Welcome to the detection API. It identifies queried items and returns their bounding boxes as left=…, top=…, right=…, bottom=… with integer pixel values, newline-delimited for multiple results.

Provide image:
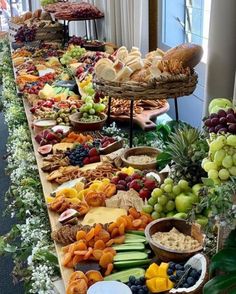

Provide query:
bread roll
left=126, top=58, right=144, bottom=72
left=101, top=67, right=116, bottom=81
left=33, top=9, right=42, bottom=18
left=115, top=66, right=133, bottom=82
left=23, top=11, right=32, bottom=21
left=162, top=43, right=203, bottom=68
left=116, top=46, right=128, bottom=62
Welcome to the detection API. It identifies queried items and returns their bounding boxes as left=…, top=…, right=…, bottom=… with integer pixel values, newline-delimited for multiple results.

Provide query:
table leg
left=174, top=98, right=179, bottom=121
left=107, top=96, right=112, bottom=125
left=94, top=19, right=98, bottom=39
left=129, top=99, right=134, bottom=148
left=85, top=20, right=88, bottom=39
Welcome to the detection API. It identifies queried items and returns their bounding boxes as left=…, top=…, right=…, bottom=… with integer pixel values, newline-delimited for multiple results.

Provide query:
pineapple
left=166, top=125, right=208, bottom=185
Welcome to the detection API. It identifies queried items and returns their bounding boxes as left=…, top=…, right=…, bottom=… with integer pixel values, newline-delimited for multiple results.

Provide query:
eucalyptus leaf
left=210, top=248, right=236, bottom=274
left=4, top=244, right=17, bottom=253
left=203, top=272, right=236, bottom=294
left=35, top=249, right=58, bottom=266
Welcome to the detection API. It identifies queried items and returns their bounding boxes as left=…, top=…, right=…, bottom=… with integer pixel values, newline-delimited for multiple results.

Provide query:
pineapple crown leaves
left=165, top=125, right=208, bottom=164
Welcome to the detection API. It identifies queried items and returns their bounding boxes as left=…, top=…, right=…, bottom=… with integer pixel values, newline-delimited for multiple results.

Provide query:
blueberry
left=176, top=270, right=184, bottom=279
left=129, top=276, right=136, bottom=284
left=169, top=275, right=177, bottom=282
left=131, top=285, right=138, bottom=293
left=167, top=268, right=174, bottom=276
left=138, top=289, right=145, bottom=294
left=139, top=277, right=145, bottom=284
left=184, top=264, right=192, bottom=270
left=175, top=264, right=184, bottom=270
left=142, top=285, right=148, bottom=291
left=135, top=279, right=141, bottom=286
left=187, top=277, right=196, bottom=287
left=183, top=283, right=189, bottom=288
left=126, top=282, right=132, bottom=287
left=168, top=262, right=176, bottom=269
left=189, top=269, right=198, bottom=279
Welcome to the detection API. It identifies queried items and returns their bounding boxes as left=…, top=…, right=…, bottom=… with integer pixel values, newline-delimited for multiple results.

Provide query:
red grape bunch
left=204, top=108, right=236, bottom=134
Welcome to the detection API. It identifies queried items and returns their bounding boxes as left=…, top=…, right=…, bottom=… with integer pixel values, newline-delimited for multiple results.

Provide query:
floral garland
left=0, top=39, right=60, bottom=293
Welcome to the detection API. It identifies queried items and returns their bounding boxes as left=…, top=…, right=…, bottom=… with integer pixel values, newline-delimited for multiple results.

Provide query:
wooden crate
left=8, top=21, right=63, bottom=42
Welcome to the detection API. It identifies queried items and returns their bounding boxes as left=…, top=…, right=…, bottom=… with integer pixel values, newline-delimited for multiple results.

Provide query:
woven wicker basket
left=94, top=72, right=198, bottom=100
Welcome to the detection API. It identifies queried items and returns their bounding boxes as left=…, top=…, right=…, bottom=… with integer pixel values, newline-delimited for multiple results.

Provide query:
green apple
left=175, top=192, right=198, bottom=213
left=208, top=98, right=232, bottom=114
left=151, top=188, right=163, bottom=198
left=178, top=179, right=190, bottom=191
left=192, top=183, right=203, bottom=196
left=196, top=214, right=208, bottom=226
left=173, top=212, right=187, bottom=219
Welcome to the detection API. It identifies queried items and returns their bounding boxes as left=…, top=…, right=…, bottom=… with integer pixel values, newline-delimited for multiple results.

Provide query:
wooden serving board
left=22, top=98, right=103, bottom=292
left=110, top=102, right=170, bottom=131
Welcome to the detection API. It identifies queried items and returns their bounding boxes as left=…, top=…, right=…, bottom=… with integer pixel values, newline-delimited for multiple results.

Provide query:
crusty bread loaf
left=33, top=9, right=42, bottom=18
left=162, top=43, right=203, bottom=68
left=23, top=11, right=32, bottom=21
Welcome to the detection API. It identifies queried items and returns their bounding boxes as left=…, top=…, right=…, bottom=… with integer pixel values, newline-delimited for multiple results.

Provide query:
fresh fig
left=58, top=208, right=79, bottom=224
left=38, top=144, right=53, bottom=156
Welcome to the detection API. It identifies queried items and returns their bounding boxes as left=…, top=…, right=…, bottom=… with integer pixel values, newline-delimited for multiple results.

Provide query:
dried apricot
left=73, top=241, right=87, bottom=251
left=97, top=229, right=110, bottom=243
left=74, top=250, right=88, bottom=256
left=108, top=222, right=118, bottom=233
left=103, top=247, right=116, bottom=256
left=86, top=270, right=103, bottom=287
left=86, top=228, right=95, bottom=242
left=62, top=252, right=72, bottom=266
left=88, top=239, right=95, bottom=248
left=62, top=245, right=70, bottom=253
left=132, top=219, right=142, bottom=228
left=93, top=249, right=103, bottom=260
left=72, top=255, right=84, bottom=267
left=94, top=223, right=102, bottom=236
left=69, top=271, right=88, bottom=284
left=105, top=263, right=114, bottom=276
left=66, top=279, right=88, bottom=294
left=106, top=239, right=114, bottom=247
left=118, top=223, right=125, bottom=235
left=84, top=247, right=93, bottom=260
left=76, top=230, right=87, bottom=241
left=129, top=207, right=140, bottom=219
left=94, top=240, right=106, bottom=250
left=111, top=227, right=119, bottom=238
left=123, top=215, right=133, bottom=229
left=113, top=235, right=125, bottom=244
left=116, top=216, right=127, bottom=227
left=99, top=252, right=114, bottom=269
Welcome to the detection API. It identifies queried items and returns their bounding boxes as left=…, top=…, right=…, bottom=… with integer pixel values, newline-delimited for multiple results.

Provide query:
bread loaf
left=23, top=11, right=32, bottom=21
left=33, top=9, right=42, bottom=18
left=162, top=43, right=203, bottom=68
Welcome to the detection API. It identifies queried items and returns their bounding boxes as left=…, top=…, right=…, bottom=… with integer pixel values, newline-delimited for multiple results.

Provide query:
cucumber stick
left=124, top=234, right=146, bottom=243
left=126, top=230, right=145, bottom=236
left=104, top=268, right=145, bottom=283
left=114, top=259, right=151, bottom=269
left=112, top=243, right=145, bottom=251
left=114, top=251, right=148, bottom=262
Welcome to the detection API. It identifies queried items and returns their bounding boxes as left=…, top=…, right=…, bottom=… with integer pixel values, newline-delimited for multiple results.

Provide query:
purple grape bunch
left=204, top=108, right=236, bottom=134
left=15, top=25, right=37, bottom=43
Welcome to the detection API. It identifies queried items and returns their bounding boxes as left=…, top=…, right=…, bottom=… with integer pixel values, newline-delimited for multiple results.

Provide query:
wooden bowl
left=69, top=112, right=107, bottom=132
left=121, top=146, right=160, bottom=170
left=145, top=218, right=204, bottom=262
left=99, top=139, right=124, bottom=155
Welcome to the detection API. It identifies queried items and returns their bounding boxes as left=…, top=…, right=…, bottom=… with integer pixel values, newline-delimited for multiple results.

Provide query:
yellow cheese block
left=82, top=207, right=127, bottom=225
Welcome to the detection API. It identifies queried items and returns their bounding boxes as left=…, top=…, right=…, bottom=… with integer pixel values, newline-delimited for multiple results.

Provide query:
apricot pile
left=66, top=270, right=103, bottom=294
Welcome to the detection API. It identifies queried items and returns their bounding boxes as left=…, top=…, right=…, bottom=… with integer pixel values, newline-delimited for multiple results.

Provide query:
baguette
left=162, top=43, right=203, bottom=68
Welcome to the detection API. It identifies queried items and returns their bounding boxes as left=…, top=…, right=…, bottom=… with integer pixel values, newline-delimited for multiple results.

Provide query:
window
left=159, top=0, right=211, bottom=62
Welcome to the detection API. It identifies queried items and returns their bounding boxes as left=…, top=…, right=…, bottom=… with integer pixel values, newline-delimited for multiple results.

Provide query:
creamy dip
left=34, top=119, right=56, bottom=127
left=152, top=227, right=201, bottom=251
left=127, top=154, right=156, bottom=164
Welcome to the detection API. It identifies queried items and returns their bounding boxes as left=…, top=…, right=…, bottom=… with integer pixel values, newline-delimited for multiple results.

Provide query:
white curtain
left=69, top=0, right=145, bottom=51
left=204, top=0, right=236, bottom=115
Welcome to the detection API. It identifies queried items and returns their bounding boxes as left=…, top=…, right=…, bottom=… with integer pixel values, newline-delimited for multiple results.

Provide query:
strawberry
left=129, top=179, right=143, bottom=192
left=143, top=178, right=157, bottom=191
left=139, top=188, right=151, bottom=200
left=83, top=157, right=91, bottom=165
left=117, top=172, right=129, bottom=180
left=89, top=155, right=100, bottom=163
left=46, top=132, right=57, bottom=141
left=130, top=172, right=143, bottom=181
left=111, top=177, right=119, bottom=185
left=88, top=147, right=99, bottom=157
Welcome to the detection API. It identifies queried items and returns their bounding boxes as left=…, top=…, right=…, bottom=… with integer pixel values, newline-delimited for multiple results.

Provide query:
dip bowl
left=145, top=218, right=204, bottom=262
